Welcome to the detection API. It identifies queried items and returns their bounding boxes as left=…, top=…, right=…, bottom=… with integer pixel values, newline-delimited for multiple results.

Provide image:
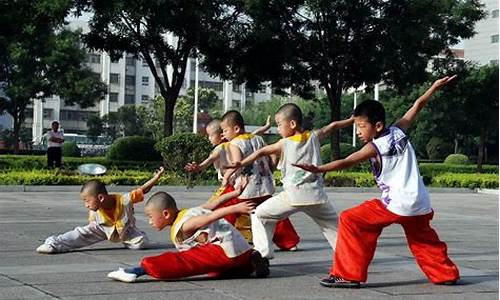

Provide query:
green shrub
left=155, top=133, right=212, bottom=173
left=62, top=142, right=81, bottom=157
left=323, top=171, right=375, bottom=187
left=425, top=137, right=453, bottom=160
left=320, top=143, right=359, bottom=161
left=106, top=136, right=161, bottom=161
left=444, top=154, right=470, bottom=165
left=419, top=163, right=497, bottom=175
left=432, top=173, right=498, bottom=189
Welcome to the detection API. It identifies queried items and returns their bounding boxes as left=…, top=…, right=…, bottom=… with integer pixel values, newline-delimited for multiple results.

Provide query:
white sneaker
left=288, top=246, right=298, bottom=251
left=36, top=244, right=56, bottom=254
left=107, top=268, right=137, bottom=283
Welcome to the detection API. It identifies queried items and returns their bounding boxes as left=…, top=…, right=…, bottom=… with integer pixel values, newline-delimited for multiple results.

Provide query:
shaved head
left=145, top=192, right=177, bottom=211
left=221, top=110, right=245, bottom=130
left=276, top=103, right=303, bottom=127
left=80, top=180, right=107, bottom=196
left=206, top=119, right=222, bottom=134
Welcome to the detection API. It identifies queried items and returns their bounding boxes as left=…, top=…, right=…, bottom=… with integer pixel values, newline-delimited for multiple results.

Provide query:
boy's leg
left=43, top=222, right=107, bottom=253
left=122, top=226, right=149, bottom=250
left=331, top=199, right=396, bottom=283
left=252, top=193, right=299, bottom=258
left=302, top=201, right=339, bottom=250
left=273, top=218, right=300, bottom=250
left=400, top=212, right=460, bottom=284
left=140, top=244, right=253, bottom=280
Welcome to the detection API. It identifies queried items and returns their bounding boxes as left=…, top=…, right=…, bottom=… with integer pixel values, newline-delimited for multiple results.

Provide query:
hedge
left=0, top=155, right=162, bottom=171
left=107, top=136, right=162, bottom=161
left=444, top=154, right=470, bottom=165
left=0, top=170, right=218, bottom=186
left=431, top=173, right=498, bottom=189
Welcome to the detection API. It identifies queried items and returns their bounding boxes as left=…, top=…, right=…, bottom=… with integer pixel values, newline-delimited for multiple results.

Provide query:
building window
left=24, top=108, right=34, bottom=119
left=232, top=99, right=240, bottom=108
left=491, top=34, right=499, bottom=43
left=125, top=75, right=135, bottom=86
left=109, top=93, right=119, bottom=102
left=109, top=73, right=120, bottom=84
left=90, top=54, right=101, bottom=64
left=233, top=84, right=241, bottom=93
left=142, top=60, right=149, bottom=67
left=126, top=56, right=135, bottom=66
left=111, top=56, right=120, bottom=63
left=492, top=9, right=499, bottom=18
left=124, top=94, right=135, bottom=104
left=141, top=95, right=149, bottom=102
left=142, top=76, right=149, bottom=86
left=490, top=59, right=499, bottom=65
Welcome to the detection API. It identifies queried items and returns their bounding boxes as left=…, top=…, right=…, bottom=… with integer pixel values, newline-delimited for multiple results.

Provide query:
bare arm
left=185, top=150, right=219, bottom=173
left=202, top=177, right=248, bottom=210
left=316, top=116, right=355, bottom=141
left=140, top=166, right=165, bottom=194
left=293, top=143, right=377, bottom=173
left=395, top=75, right=457, bottom=131
left=181, top=201, right=255, bottom=237
left=225, top=140, right=283, bottom=169
left=251, top=115, right=271, bottom=136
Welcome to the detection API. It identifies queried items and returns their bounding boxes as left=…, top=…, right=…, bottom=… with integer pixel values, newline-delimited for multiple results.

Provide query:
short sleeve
left=129, top=188, right=144, bottom=204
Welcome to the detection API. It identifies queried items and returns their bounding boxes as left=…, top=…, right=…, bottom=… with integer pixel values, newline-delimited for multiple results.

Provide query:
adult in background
left=47, top=120, right=64, bottom=168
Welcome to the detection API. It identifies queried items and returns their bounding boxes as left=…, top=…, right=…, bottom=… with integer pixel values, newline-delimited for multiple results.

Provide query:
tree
left=86, top=114, right=103, bottom=142
left=76, top=0, right=240, bottom=137
left=203, top=0, right=484, bottom=159
left=174, top=88, right=221, bottom=132
left=0, top=0, right=106, bottom=153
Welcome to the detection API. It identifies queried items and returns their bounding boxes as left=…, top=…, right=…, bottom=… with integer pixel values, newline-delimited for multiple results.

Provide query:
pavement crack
left=0, top=272, right=61, bottom=299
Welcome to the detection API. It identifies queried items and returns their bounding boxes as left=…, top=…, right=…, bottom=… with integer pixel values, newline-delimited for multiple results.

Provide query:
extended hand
left=292, top=163, right=321, bottom=173
left=232, top=201, right=256, bottom=214
left=184, top=162, right=200, bottom=172
left=154, top=166, right=165, bottom=178
left=432, top=75, right=457, bottom=90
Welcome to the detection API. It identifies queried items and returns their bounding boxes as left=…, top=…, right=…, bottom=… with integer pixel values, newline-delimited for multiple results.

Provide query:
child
left=221, top=110, right=300, bottom=252
left=294, top=76, right=460, bottom=288
left=225, top=104, right=353, bottom=259
left=106, top=190, right=269, bottom=282
left=36, top=167, right=165, bottom=254
left=184, top=116, right=272, bottom=240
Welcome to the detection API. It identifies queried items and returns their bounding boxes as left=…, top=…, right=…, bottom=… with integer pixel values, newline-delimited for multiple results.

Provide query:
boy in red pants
left=294, top=76, right=460, bottom=288
left=107, top=190, right=269, bottom=282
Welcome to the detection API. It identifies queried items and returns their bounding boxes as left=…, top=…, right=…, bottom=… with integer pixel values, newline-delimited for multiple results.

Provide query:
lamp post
left=192, top=56, right=199, bottom=134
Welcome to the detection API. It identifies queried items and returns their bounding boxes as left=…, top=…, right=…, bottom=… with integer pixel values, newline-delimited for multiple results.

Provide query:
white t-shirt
left=370, top=126, right=431, bottom=216
left=230, top=133, right=275, bottom=199
left=278, top=130, right=328, bottom=206
left=47, top=130, right=64, bottom=148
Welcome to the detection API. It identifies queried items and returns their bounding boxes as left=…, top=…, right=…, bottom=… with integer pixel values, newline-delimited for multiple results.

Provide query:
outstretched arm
left=140, top=166, right=164, bottom=194
left=182, top=201, right=256, bottom=237
left=225, top=140, right=283, bottom=169
left=185, top=150, right=220, bottom=173
left=395, top=75, right=457, bottom=132
left=251, top=115, right=272, bottom=136
left=293, top=143, right=377, bottom=173
left=316, top=116, right=355, bottom=141
left=203, top=177, right=248, bottom=210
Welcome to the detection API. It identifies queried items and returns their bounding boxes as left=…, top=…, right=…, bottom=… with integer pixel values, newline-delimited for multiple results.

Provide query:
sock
left=124, top=266, right=147, bottom=277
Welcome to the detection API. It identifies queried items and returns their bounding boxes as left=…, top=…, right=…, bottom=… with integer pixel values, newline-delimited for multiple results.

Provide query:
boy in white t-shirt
left=294, top=76, right=460, bottom=288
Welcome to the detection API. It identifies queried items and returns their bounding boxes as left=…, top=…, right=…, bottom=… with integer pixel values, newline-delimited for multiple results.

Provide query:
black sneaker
left=250, top=250, right=270, bottom=278
left=320, top=275, right=360, bottom=288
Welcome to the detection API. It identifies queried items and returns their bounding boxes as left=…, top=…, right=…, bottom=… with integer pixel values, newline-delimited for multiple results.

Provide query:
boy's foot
left=107, top=268, right=137, bottom=283
left=320, top=275, right=360, bottom=288
left=36, top=244, right=56, bottom=254
left=250, top=251, right=270, bottom=278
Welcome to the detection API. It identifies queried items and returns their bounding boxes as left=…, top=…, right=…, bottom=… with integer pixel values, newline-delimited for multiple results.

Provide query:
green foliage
left=155, top=133, right=212, bottom=173
left=86, top=114, right=103, bottom=142
left=174, top=88, right=222, bottom=132
left=0, top=169, right=217, bottom=186
left=106, top=136, right=161, bottom=161
left=62, top=142, right=81, bottom=157
left=320, top=143, right=360, bottom=162
left=323, top=172, right=376, bottom=187
left=426, top=137, right=453, bottom=160
left=444, top=154, right=470, bottom=165
left=431, top=173, right=498, bottom=189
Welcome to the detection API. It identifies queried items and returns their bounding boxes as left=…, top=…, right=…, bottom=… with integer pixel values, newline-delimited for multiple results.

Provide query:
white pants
left=252, top=192, right=339, bottom=258
left=44, top=222, right=149, bottom=253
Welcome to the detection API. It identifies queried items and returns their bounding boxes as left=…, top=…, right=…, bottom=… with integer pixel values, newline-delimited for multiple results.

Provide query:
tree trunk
left=162, top=92, right=176, bottom=137
left=477, top=127, right=486, bottom=173
left=454, top=137, right=458, bottom=154
left=325, top=86, right=342, bottom=160
left=12, top=113, right=20, bottom=154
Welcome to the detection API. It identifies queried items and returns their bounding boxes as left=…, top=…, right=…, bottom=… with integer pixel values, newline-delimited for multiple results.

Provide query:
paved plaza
left=0, top=186, right=497, bottom=299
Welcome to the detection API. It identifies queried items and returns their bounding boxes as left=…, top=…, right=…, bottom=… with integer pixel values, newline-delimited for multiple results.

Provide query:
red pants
left=212, top=185, right=241, bottom=225
left=252, top=195, right=300, bottom=250
left=332, top=199, right=459, bottom=283
left=141, top=244, right=253, bottom=279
